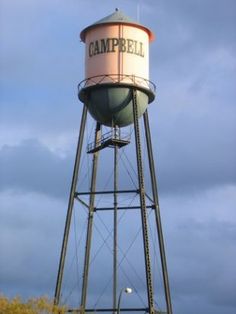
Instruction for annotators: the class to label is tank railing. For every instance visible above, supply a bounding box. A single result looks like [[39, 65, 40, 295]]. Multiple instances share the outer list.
[[78, 74, 156, 94], [87, 129, 131, 152]]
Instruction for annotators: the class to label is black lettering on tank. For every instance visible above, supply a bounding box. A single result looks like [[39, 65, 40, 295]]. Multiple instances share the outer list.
[[89, 42, 94, 57], [100, 38, 111, 53], [88, 38, 144, 57], [139, 42, 144, 57], [134, 40, 138, 55], [119, 38, 126, 52], [111, 38, 119, 52], [127, 39, 134, 54], [94, 40, 100, 55]]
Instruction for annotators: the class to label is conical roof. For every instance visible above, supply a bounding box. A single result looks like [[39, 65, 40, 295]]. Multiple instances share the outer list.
[[80, 9, 154, 42]]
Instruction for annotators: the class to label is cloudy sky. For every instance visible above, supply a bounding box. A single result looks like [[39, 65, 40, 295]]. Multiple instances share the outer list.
[[0, 0, 236, 313]]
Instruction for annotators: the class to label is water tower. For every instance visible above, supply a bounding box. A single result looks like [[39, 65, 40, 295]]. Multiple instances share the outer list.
[[54, 9, 172, 314]]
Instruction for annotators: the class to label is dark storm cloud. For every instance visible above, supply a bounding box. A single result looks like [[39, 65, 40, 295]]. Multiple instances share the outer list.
[[147, 0, 236, 59], [146, 0, 236, 107], [152, 103, 236, 194], [162, 0, 236, 49], [0, 139, 72, 198], [0, 192, 66, 298], [168, 219, 236, 313], [0, 0, 84, 135]]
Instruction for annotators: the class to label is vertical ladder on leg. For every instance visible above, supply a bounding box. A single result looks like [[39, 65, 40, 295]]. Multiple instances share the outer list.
[[132, 89, 155, 314]]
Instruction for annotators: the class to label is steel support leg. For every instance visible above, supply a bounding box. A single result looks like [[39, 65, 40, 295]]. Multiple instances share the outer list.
[[54, 105, 88, 305], [132, 89, 155, 314], [80, 122, 101, 313], [113, 127, 118, 314], [143, 111, 173, 314]]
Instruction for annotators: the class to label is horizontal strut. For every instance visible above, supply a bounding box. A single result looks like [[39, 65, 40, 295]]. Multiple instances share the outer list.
[[75, 189, 138, 196], [68, 308, 149, 313], [95, 205, 154, 211]]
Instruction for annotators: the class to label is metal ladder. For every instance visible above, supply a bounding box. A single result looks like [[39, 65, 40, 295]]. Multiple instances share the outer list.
[[132, 88, 155, 314]]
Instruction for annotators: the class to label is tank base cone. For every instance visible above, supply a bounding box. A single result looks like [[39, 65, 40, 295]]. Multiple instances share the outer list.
[[79, 84, 155, 127]]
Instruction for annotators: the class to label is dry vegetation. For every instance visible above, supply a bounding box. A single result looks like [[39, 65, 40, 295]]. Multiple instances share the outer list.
[[0, 296, 67, 314]]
